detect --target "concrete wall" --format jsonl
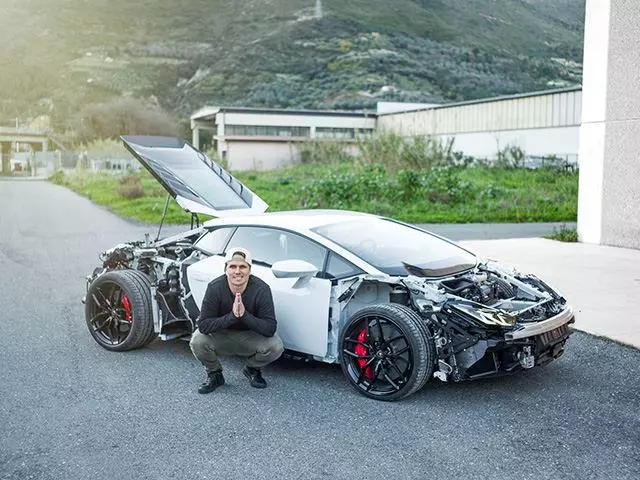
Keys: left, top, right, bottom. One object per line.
{"left": 226, "top": 141, "right": 300, "bottom": 171}
{"left": 437, "top": 126, "right": 579, "bottom": 161}
{"left": 577, "top": 0, "right": 640, "bottom": 249}
{"left": 226, "top": 140, "right": 361, "bottom": 171}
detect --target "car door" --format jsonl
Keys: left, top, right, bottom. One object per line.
{"left": 187, "top": 226, "right": 237, "bottom": 311}
{"left": 199, "top": 226, "right": 332, "bottom": 357}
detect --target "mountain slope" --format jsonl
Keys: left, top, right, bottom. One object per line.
{"left": 0, "top": 0, "right": 585, "bottom": 127}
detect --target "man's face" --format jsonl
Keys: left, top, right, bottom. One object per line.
{"left": 225, "top": 259, "right": 250, "bottom": 287}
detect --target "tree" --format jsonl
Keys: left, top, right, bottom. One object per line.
{"left": 72, "top": 97, "right": 180, "bottom": 144}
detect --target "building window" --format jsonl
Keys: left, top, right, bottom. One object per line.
{"left": 314, "top": 127, "right": 374, "bottom": 139}
{"left": 225, "top": 125, "right": 310, "bottom": 138}
{"left": 356, "top": 128, "right": 375, "bottom": 139}
{"left": 315, "top": 127, "right": 355, "bottom": 139}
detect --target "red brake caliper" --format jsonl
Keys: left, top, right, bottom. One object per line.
{"left": 122, "top": 295, "right": 133, "bottom": 322}
{"left": 354, "top": 328, "right": 373, "bottom": 379}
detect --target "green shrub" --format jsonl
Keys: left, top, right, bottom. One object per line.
{"left": 49, "top": 170, "right": 66, "bottom": 185}
{"left": 396, "top": 169, "right": 422, "bottom": 201}
{"left": 478, "top": 182, "right": 505, "bottom": 200}
{"left": 299, "top": 140, "right": 353, "bottom": 165}
{"left": 300, "top": 164, "right": 389, "bottom": 208}
{"left": 118, "top": 174, "right": 145, "bottom": 199}
{"left": 357, "top": 133, "right": 456, "bottom": 173}
{"left": 495, "top": 145, "right": 525, "bottom": 168}
{"left": 545, "top": 226, "right": 578, "bottom": 242}
{"left": 422, "top": 166, "right": 473, "bottom": 204}
{"left": 356, "top": 133, "right": 404, "bottom": 170}
{"left": 299, "top": 133, "right": 458, "bottom": 173}
{"left": 300, "top": 161, "right": 475, "bottom": 208}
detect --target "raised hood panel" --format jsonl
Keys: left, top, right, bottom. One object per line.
{"left": 121, "top": 135, "right": 268, "bottom": 217}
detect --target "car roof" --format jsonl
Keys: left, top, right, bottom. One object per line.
{"left": 202, "top": 209, "right": 377, "bottom": 232}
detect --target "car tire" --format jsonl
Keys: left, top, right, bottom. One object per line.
{"left": 339, "top": 303, "right": 435, "bottom": 401}
{"left": 85, "top": 269, "right": 156, "bottom": 351}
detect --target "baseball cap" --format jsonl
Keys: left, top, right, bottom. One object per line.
{"left": 224, "top": 247, "right": 252, "bottom": 266}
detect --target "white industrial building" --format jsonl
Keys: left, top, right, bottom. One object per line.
{"left": 190, "top": 106, "right": 376, "bottom": 170}
{"left": 377, "top": 87, "right": 582, "bottom": 165}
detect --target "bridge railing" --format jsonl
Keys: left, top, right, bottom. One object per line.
{"left": 0, "top": 126, "right": 49, "bottom": 134}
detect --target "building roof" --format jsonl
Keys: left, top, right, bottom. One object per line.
{"left": 191, "top": 105, "right": 377, "bottom": 121}
{"left": 377, "top": 85, "right": 583, "bottom": 117}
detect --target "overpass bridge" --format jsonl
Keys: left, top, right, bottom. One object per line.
{"left": 0, "top": 126, "right": 49, "bottom": 175}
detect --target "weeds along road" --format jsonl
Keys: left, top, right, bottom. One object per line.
{"left": 0, "top": 180, "right": 638, "bottom": 480}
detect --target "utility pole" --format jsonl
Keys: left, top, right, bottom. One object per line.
{"left": 315, "top": 0, "right": 323, "bottom": 19}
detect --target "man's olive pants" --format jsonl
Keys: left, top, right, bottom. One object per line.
{"left": 190, "top": 329, "right": 284, "bottom": 373}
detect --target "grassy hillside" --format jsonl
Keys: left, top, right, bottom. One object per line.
{"left": 0, "top": 0, "right": 585, "bottom": 128}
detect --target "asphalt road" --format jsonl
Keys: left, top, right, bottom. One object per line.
{"left": 417, "top": 221, "right": 577, "bottom": 241}
{"left": 0, "top": 180, "right": 638, "bottom": 480}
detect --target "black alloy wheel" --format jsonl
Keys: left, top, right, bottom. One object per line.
{"left": 339, "top": 303, "right": 435, "bottom": 401}
{"left": 85, "top": 270, "right": 156, "bottom": 351}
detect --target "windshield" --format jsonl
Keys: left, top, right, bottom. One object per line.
{"left": 312, "top": 217, "right": 477, "bottom": 277}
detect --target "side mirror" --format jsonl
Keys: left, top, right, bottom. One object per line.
{"left": 271, "top": 260, "right": 318, "bottom": 288}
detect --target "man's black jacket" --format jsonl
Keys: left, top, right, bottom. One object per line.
{"left": 197, "top": 275, "right": 277, "bottom": 337}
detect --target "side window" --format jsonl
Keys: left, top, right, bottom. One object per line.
{"left": 195, "top": 227, "right": 234, "bottom": 254}
{"left": 325, "top": 252, "right": 363, "bottom": 279}
{"left": 227, "top": 226, "right": 327, "bottom": 269}
{"left": 284, "top": 231, "right": 327, "bottom": 270}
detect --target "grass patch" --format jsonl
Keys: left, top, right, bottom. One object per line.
{"left": 50, "top": 160, "right": 578, "bottom": 225}
{"left": 545, "top": 226, "right": 578, "bottom": 242}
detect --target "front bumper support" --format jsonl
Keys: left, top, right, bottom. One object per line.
{"left": 505, "top": 306, "right": 574, "bottom": 340}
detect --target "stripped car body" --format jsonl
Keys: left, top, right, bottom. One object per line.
{"left": 83, "top": 136, "right": 574, "bottom": 401}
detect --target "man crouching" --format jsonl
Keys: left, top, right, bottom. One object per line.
{"left": 190, "top": 247, "right": 284, "bottom": 393}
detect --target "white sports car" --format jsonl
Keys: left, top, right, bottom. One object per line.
{"left": 83, "top": 136, "right": 574, "bottom": 401}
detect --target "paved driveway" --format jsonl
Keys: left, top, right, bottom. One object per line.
{"left": 0, "top": 180, "right": 638, "bottom": 480}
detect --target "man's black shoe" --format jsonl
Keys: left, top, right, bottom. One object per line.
{"left": 198, "top": 370, "right": 225, "bottom": 394}
{"left": 243, "top": 366, "right": 267, "bottom": 388}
